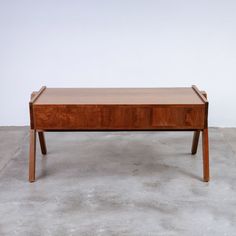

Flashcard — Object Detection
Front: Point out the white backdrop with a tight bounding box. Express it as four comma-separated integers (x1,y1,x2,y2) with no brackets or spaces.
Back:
1,0,236,126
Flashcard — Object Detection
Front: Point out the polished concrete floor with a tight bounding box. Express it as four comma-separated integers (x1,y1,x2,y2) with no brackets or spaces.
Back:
0,127,236,236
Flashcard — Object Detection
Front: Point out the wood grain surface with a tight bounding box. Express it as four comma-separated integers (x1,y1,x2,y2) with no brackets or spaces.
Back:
28,86,210,182
34,87,204,105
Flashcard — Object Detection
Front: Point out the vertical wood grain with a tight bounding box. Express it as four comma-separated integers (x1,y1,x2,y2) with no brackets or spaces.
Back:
202,128,210,182
38,132,47,155
191,91,207,155
191,130,200,154
29,129,36,182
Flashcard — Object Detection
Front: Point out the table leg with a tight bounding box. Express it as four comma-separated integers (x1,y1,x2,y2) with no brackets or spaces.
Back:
38,131,47,155
191,130,200,154
29,129,36,182
202,128,210,182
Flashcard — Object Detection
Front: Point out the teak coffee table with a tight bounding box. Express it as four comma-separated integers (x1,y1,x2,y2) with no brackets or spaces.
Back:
29,86,209,182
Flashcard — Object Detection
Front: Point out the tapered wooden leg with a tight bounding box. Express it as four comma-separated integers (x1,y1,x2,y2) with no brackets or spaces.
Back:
38,132,47,155
191,130,200,154
202,128,210,182
29,129,36,182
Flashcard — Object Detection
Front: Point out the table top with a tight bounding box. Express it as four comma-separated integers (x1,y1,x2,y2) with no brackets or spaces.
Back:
33,87,206,105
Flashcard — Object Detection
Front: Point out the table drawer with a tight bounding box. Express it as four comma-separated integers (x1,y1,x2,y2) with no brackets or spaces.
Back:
151,106,205,129
33,105,205,130
33,105,152,130
33,105,102,130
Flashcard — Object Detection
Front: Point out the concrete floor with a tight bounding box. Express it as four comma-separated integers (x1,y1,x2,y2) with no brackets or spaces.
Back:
0,127,236,236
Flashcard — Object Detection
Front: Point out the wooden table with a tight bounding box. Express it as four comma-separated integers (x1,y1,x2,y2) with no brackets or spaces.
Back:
29,86,209,182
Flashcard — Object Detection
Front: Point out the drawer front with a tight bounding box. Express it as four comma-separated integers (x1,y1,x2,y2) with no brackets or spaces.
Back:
33,105,152,130
33,105,205,130
100,106,151,129
33,105,102,130
152,106,205,129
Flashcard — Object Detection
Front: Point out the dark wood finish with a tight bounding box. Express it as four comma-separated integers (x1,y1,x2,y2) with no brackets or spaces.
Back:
191,90,208,155
29,129,36,182
152,106,204,129
29,85,209,182
192,85,209,128
202,128,210,182
191,131,200,154
30,86,46,129
33,104,205,130
31,92,47,155
31,87,205,131
38,132,47,155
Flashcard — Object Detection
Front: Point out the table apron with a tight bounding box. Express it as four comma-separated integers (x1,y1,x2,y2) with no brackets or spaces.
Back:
32,104,206,130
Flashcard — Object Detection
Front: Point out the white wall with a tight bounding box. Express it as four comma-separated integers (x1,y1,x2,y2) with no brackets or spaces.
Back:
1,0,236,127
